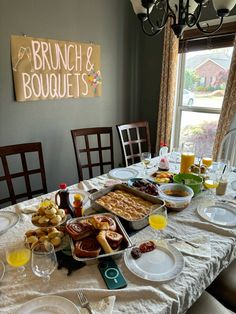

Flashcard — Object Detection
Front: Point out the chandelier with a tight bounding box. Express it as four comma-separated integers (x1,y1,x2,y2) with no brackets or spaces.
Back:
130,0,236,38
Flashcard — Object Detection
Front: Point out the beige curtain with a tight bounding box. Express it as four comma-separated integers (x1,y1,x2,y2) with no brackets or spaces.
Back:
155,20,178,153
212,42,236,160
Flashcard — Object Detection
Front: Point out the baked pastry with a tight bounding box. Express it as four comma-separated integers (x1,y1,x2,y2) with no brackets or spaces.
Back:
96,230,123,254
66,219,94,240
74,237,101,258
95,189,153,221
139,241,156,253
90,215,116,231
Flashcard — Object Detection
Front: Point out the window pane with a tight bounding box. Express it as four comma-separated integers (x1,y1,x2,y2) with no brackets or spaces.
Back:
183,47,233,109
179,111,220,157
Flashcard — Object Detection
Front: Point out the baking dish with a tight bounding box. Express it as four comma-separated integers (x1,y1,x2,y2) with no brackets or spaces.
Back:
67,213,133,264
89,184,165,230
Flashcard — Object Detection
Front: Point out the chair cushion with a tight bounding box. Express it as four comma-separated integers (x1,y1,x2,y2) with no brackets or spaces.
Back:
187,291,231,314
207,259,236,312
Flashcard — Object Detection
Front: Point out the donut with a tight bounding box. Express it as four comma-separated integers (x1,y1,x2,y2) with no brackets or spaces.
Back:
90,215,116,231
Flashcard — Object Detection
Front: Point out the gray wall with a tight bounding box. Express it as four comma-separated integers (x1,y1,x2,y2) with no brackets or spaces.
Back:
0,0,140,192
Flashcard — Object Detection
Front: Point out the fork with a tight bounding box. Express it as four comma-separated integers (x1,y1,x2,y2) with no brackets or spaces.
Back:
77,290,94,314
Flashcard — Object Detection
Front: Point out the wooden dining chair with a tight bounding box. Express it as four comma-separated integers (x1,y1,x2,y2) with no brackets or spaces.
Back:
71,127,114,182
218,128,236,166
116,121,151,167
0,142,47,207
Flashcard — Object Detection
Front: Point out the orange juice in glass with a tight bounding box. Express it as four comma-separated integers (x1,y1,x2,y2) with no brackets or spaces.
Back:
180,153,195,173
180,142,195,173
202,157,213,168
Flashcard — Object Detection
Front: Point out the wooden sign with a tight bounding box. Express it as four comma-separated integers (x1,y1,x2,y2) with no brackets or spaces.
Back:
11,35,102,102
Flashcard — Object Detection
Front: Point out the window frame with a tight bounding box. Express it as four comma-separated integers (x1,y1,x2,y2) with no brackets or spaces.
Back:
172,22,236,150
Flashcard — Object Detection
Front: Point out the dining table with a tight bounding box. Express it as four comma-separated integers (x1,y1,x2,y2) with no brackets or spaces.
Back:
0,156,236,314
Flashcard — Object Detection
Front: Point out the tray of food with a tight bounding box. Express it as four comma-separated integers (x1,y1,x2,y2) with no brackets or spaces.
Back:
127,178,159,196
31,199,66,227
150,171,174,184
66,213,133,263
89,184,165,230
24,226,68,251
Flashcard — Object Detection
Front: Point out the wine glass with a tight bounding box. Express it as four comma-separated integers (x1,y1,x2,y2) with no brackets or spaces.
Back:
31,242,57,287
13,47,26,71
5,242,31,280
148,207,168,241
141,152,151,175
203,168,220,200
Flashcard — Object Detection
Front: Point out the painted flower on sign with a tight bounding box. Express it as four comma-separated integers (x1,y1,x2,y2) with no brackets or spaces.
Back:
87,70,102,93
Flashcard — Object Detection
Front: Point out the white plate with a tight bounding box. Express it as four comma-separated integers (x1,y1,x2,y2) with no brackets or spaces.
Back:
108,168,139,181
16,295,80,314
0,211,19,235
124,240,184,282
0,259,5,281
68,188,89,205
197,202,236,227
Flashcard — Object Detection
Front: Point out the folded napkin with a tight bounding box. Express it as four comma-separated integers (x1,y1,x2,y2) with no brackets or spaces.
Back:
169,235,211,258
15,203,38,215
79,296,116,314
78,181,98,191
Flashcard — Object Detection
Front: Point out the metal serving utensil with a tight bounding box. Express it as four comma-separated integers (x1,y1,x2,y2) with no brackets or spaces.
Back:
166,235,200,248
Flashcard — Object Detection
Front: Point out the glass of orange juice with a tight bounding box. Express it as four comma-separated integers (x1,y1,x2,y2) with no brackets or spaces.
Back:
149,207,168,241
204,169,220,200
5,242,31,280
180,142,195,173
202,157,213,168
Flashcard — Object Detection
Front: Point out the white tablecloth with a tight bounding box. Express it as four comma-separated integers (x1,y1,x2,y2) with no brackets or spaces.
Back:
1,160,236,314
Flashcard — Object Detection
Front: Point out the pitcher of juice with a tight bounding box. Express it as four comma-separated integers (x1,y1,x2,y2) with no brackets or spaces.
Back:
180,142,195,173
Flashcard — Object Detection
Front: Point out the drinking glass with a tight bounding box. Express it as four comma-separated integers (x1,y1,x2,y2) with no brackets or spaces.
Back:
141,152,151,175
148,207,168,241
180,142,195,173
203,168,220,200
171,147,181,172
31,242,57,286
202,157,213,168
5,242,31,280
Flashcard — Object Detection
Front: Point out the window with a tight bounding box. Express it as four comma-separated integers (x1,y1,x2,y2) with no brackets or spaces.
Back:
172,23,235,157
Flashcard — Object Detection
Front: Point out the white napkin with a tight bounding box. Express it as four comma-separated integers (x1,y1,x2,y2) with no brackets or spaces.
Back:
79,296,116,314
78,181,98,191
15,203,38,215
169,235,211,258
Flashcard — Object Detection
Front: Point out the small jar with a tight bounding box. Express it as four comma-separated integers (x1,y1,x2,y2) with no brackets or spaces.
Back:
73,194,83,217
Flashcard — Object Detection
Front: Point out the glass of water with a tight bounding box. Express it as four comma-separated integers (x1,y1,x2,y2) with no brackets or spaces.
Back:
31,242,57,287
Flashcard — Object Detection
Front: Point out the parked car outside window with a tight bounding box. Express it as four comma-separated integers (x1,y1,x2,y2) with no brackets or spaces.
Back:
183,89,194,106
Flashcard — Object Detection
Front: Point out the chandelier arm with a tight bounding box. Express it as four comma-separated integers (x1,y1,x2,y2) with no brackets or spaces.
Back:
153,0,170,29
166,0,177,25
141,20,164,36
186,2,203,28
196,16,224,34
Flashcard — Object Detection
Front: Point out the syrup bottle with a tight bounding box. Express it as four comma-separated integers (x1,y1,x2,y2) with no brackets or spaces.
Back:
55,183,74,218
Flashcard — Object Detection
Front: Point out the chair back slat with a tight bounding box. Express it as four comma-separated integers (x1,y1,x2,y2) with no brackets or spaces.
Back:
116,121,151,167
71,127,114,182
218,128,236,166
0,142,47,207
